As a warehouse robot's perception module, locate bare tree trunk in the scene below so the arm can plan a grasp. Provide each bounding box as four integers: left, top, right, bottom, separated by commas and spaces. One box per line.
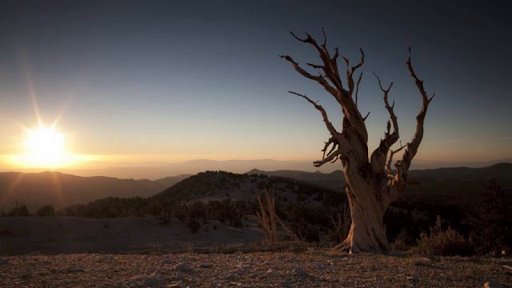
337, 186, 388, 252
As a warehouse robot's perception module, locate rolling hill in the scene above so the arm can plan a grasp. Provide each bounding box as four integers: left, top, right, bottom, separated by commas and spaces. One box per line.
0, 172, 189, 212
153, 170, 345, 207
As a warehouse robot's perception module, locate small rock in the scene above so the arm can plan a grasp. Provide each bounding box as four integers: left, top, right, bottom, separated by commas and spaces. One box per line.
228, 282, 242, 287
173, 262, 193, 273
142, 277, 164, 287
292, 267, 309, 277
124, 273, 164, 288
161, 258, 172, 265
200, 263, 214, 268
265, 268, 273, 274
66, 267, 85, 273
484, 281, 503, 288
0, 259, 8, 266
320, 275, 331, 281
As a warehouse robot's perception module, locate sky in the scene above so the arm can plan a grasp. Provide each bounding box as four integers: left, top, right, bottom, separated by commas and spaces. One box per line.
0, 0, 511, 171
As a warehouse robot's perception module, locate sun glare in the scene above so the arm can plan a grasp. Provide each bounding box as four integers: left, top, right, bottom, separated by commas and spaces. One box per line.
12, 124, 83, 168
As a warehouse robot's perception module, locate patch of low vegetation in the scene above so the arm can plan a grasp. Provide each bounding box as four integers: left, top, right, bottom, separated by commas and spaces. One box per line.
36, 205, 55, 217
185, 217, 201, 233
6, 203, 29, 217
468, 179, 512, 256
413, 216, 473, 256
0, 224, 13, 237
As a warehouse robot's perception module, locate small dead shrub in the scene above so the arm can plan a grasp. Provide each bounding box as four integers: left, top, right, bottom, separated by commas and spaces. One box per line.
157, 215, 171, 226
413, 216, 473, 256
36, 205, 55, 217
391, 229, 416, 251
391, 238, 410, 252
186, 217, 201, 233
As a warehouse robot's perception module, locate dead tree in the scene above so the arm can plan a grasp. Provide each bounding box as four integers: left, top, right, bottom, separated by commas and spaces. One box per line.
256, 188, 278, 243
256, 188, 300, 243
280, 30, 434, 253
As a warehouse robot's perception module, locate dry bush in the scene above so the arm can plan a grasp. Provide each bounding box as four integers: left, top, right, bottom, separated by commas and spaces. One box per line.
391, 239, 410, 252
414, 216, 473, 256
469, 179, 512, 256
391, 229, 417, 251
256, 188, 300, 244
402, 256, 432, 266
327, 203, 351, 243
186, 217, 201, 233
36, 205, 55, 217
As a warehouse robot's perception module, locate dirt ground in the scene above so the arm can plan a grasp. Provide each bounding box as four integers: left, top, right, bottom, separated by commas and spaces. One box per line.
1, 251, 511, 287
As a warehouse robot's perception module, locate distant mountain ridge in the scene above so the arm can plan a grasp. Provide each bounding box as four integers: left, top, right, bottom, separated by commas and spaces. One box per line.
9, 158, 510, 180
247, 169, 344, 191
0, 172, 189, 211
1, 163, 510, 213
248, 163, 512, 206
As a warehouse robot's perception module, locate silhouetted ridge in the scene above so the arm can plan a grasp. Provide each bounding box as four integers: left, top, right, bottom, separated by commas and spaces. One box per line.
153, 170, 345, 205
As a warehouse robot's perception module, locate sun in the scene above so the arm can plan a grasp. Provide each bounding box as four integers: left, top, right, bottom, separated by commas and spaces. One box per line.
15, 124, 75, 168
25, 125, 65, 157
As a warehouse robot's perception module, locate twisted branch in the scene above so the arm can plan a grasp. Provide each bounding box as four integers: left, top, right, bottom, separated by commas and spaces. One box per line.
385, 142, 407, 176
279, 55, 338, 97
396, 48, 435, 175
385, 48, 435, 205
370, 72, 400, 179
288, 91, 340, 137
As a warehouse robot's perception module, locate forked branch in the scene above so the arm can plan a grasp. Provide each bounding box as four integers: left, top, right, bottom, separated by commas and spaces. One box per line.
370, 72, 400, 177
384, 49, 435, 205
385, 142, 407, 176
396, 48, 435, 174
279, 55, 338, 97
281, 30, 369, 147
343, 49, 365, 96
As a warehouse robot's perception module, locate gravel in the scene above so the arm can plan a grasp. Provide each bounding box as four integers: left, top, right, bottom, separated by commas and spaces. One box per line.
0, 251, 510, 287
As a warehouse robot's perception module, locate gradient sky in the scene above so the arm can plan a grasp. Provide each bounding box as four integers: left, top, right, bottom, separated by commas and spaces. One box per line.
0, 0, 511, 169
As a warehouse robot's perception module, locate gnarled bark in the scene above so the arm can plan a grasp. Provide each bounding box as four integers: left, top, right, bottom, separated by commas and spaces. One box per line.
281, 30, 434, 253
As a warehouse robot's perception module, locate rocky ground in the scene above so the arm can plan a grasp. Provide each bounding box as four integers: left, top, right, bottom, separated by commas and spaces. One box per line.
1, 251, 510, 287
